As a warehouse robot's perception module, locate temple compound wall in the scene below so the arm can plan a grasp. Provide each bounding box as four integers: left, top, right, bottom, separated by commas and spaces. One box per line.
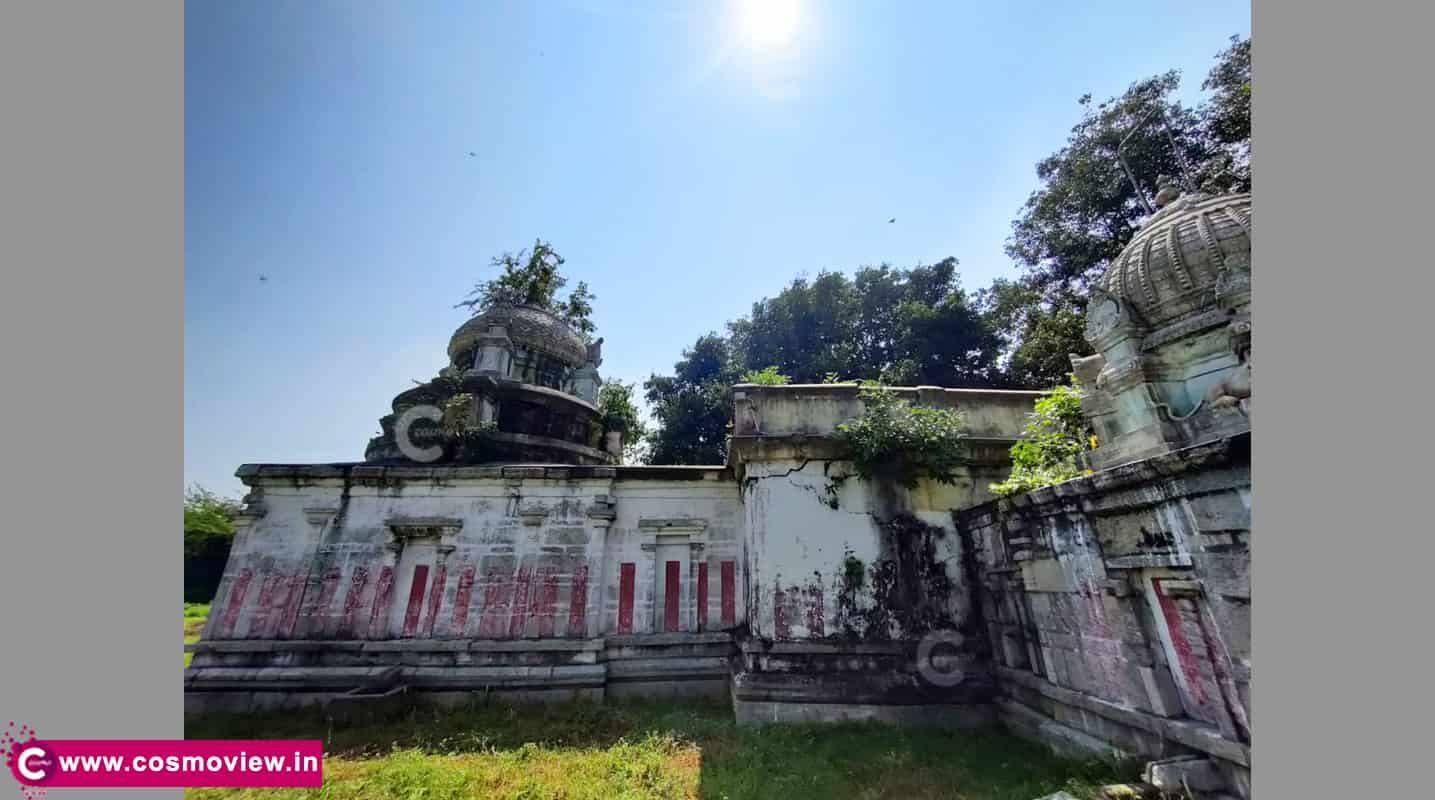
962, 433, 1250, 796
186, 384, 1038, 725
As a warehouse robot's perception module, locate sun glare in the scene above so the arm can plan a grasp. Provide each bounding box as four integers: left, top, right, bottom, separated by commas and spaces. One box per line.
736, 0, 801, 49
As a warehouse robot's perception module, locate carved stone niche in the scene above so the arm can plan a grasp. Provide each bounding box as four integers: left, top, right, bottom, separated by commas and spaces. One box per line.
638, 518, 709, 551
386, 517, 463, 555
639, 518, 709, 634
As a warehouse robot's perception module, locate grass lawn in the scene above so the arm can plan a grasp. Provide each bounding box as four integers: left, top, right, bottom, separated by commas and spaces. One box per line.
184, 699, 1134, 800
184, 602, 209, 667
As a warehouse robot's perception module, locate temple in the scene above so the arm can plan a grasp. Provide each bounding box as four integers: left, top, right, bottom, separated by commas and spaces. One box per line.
187, 183, 1252, 798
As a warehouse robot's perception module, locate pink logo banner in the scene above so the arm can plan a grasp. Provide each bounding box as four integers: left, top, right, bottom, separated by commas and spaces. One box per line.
6, 739, 323, 790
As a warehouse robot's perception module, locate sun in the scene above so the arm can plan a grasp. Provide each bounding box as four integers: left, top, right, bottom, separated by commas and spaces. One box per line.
736, 0, 801, 49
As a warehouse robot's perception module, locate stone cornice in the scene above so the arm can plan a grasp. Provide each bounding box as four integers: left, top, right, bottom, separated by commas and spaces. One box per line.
957, 431, 1250, 525
237, 463, 732, 485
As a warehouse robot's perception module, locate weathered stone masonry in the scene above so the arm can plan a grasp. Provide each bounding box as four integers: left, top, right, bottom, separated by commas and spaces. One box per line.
961, 433, 1250, 795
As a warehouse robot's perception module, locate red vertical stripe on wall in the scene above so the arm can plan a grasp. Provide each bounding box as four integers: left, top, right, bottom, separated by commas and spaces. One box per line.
568, 564, 589, 637
664, 560, 681, 632
218, 568, 254, 637
1153, 578, 1208, 706
773, 585, 792, 640
617, 563, 635, 634
535, 569, 559, 637
720, 561, 736, 627
401, 565, 429, 638
251, 573, 279, 639
509, 565, 532, 638
450, 565, 477, 635
478, 567, 509, 639
697, 563, 709, 630
368, 566, 395, 638
314, 568, 342, 637
422, 564, 446, 637
338, 566, 369, 638
279, 573, 306, 639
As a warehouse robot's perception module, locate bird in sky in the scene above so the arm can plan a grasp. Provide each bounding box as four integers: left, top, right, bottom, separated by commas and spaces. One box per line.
259, 275, 268, 282
888, 217, 896, 224
468, 151, 477, 157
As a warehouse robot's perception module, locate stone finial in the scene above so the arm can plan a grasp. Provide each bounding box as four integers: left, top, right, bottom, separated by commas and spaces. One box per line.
1153, 175, 1181, 208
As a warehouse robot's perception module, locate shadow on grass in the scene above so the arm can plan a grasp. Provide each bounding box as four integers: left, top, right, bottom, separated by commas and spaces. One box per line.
185, 699, 1134, 800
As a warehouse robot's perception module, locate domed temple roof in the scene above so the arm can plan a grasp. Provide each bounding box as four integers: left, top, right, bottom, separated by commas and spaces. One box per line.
1095, 189, 1251, 332
448, 305, 589, 368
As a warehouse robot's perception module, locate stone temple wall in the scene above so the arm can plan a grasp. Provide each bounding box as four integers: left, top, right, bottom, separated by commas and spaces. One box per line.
959, 432, 1250, 797
185, 383, 1253, 798
186, 384, 1040, 719
187, 464, 745, 711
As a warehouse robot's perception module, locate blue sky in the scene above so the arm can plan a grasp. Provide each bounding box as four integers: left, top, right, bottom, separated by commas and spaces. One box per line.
185, 0, 1249, 498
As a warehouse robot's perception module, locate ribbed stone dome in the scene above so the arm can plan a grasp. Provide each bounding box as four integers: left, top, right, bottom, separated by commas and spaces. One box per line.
1096, 190, 1251, 331
448, 305, 589, 367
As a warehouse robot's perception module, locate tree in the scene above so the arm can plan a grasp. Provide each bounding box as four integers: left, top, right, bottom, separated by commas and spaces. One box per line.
643, 334, 739, 465
184, 484, 241, 603
597, 380, 648, 464
1201, 35, 1252, 193
988, 36, 1252, 388
644, 259, 1005, 464
184, 484, 239, 551
455, 239, 597, 338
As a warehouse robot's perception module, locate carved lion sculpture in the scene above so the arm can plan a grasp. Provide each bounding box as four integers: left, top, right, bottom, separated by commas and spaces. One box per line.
1205, 320, 1251, 415
1069, 353, 1107, 391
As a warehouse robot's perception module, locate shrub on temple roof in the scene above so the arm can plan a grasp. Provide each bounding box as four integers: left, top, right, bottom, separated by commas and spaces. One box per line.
739, 366, 791, 385
989, 378, 1093, 497
836, 383, 969, 489
597, 381, 647, 462
454, 239, 597, 338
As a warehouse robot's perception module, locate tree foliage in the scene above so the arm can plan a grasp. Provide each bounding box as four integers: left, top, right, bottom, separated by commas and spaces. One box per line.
455, 239, 597, 338
989, 381, 1093, 497
642, 35, 1250, 462
739, 366, 791, 385
645, 260, 1002, 464
985, 35, 1252, 387
184, 484, 239, 554
597, 380, 648, 463
836, 384, 969, 489
643, 335, 739, 465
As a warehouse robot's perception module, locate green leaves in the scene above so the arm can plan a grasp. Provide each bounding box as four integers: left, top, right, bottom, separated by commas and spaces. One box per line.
986, 36, 1252, 388
836, 384, 969, 489
455, 239, 597, 340
598, 381, 648, 463
739, 366, 791, 385
183, 484, 240, 561
989, 381, 1093, 497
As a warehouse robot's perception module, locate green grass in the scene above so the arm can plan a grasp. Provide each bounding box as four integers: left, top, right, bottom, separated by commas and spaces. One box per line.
184, 699, 1134, 800
184, 603, 209, 668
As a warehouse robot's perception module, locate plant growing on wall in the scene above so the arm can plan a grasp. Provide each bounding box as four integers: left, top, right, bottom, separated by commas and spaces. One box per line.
989, 378, 1093, 497
835, 383, 969, 488
597, 381, 647, 463
442, 392, 475, 434
739, 366, 791, 385
454, 238, 597, 338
